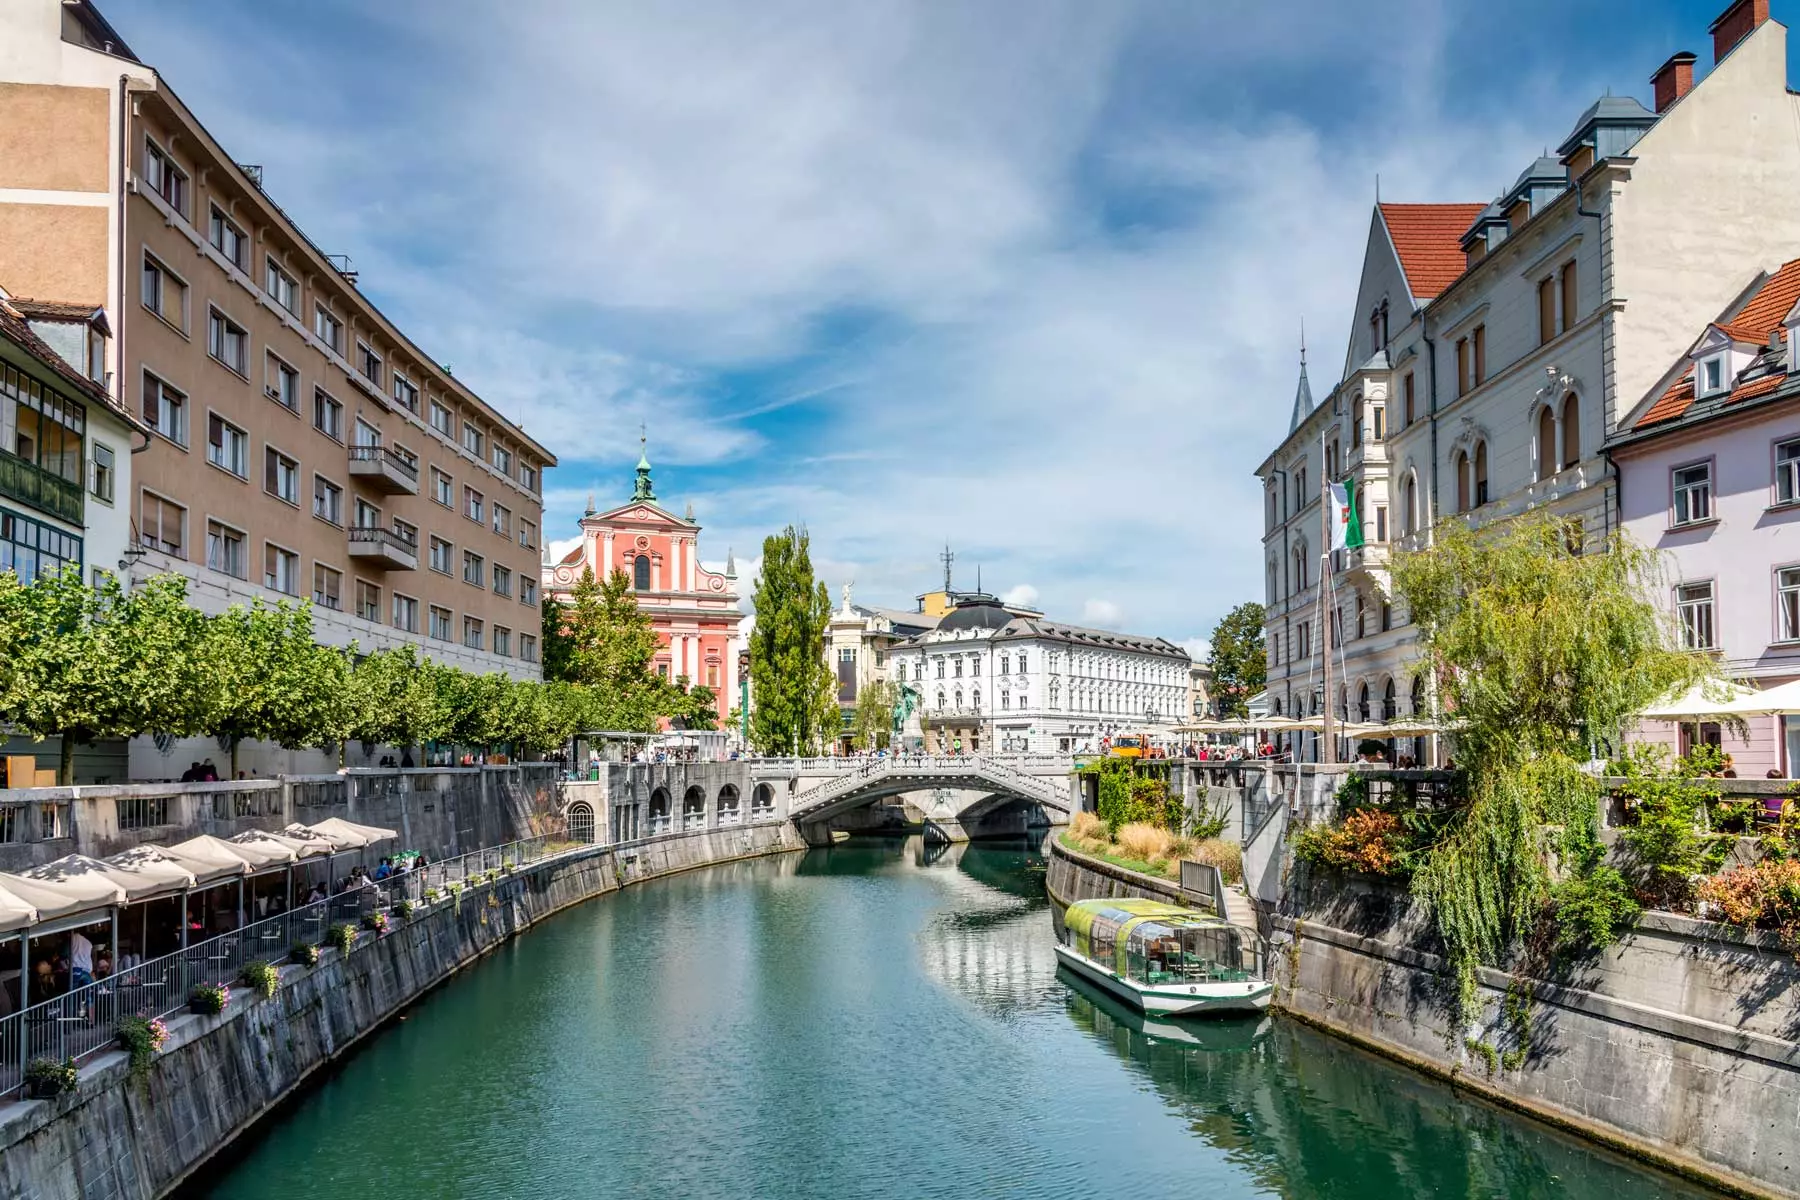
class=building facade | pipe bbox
[826,583,939,750]
[1257,0,1800,762]
[1612,257,1800,774]
[886,595,1190,755]
[542,452,741,727]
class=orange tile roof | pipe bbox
[1379,203,1488,301]
[1634,258,1800,430]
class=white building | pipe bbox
[1258,0,1800,763]
[825,583,940,750]
[886,595,1190,755]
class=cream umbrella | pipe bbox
[11,855,133,907]
[0,880,38,933]
[285,821,366,851]
[162,836,254,886]
[305,817,399,847]
[97,846,199,901]
[1639,680,1761,719]
[0,872,115,923]
[230,829,331,860]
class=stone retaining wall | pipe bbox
[0,821,804,1200]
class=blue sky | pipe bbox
[101,0,1798,655]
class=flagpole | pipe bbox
[1320,431,1335,766]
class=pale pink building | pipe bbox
[543,451,741,726]
[1612,257,1800,774]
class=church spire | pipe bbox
[1288,326,1315,433]
[632,425,655,502]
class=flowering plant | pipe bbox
[327,922,358,953]
[362,911,390,933]
[241,960,280,999]
[24,1056,78,1098]
[118,1015,169,1082]
[396,899,416,922]
[189,983,230,1015]
[290,942,321,967]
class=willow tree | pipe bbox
[1391,515,1704,1021]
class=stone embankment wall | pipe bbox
[0,820,804,1200]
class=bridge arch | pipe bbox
[567,800,596,844]
[649,787,671,835]
[752,783,776,817]
[683,785,707,830]
[718,784,740,826]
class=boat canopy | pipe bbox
[1062,898,1248,985]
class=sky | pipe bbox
[98,0,1795,659]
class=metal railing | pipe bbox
[0,832,570,1097]
[347,442,421,482]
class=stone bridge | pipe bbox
[775,754,1076,844]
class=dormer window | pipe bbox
[1698,353,1728,397]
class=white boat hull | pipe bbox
[1053,943,1272,1016]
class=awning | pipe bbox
[162,836,254,886]
[201,832,295,871]
[0,858,127,918]
[303,817,399,849]
[98,846,199,901]
[0,881,38,933]
[230,829,331,861]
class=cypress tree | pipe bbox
[749,526,838,754]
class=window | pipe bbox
[1402,372,1415,427]
[90,443,114,503]
[462,421,483,457]
[356,580,381,623]
[429,400,453,436]
[264,447,299,504]
[519,633,539,663]
[207,308,248,375]
[139,490,186,557]
[313,388,343,440]
[206,520,247,578]
[1404,476,1418,535]
[353,498,380,530]
[463,550,484,585]
[519,519,536,550]
[1375,504,1388,543]
[264,544,299,595]
[494,626,512,656]
[208,205,248,270]
[431,468,452,507]
[141,253,186,328]
[313,564,342,610]
[142,371,187,445]
[312,475,343,525]
[1352,408,1362,448]
[392,593,419,633]
[429,605,452,641]
[519,463,538,492]
[1698,354,1727,397]
[392,373,419,413]
[1538,276,1557,345]
[1473,441,1488,506]
[265,257,298,314]
[493,503,511,537]
[1472,324,1486,386]
[492,444,512,475]
[1456,337,1469,396]
[1776,439,1800,505]
[1673,463,1713,526]
[1780,568,1800,641]
[1677,581,1716,650]
[392,517,418,549]
[430,536,453,574]
[1560,260,1578,334]
[464,486,484,523]
[463,616,484,650]
[522,578,538,605]
[493,564,512,597]
[314,306,344,355]
[206,413,248,477]
[1560,393,1580,470]
[1371,405,1386,441]
[143,139,187,216]
[357,341,382,386]
[265,352,299,411]
[353,418,380,450]
[1537,405,1558,479]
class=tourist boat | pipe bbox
[1053,897,1272,1016]
[1058,965,1272,1051]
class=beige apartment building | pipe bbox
[0,0,555,711]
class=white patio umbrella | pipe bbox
[98,846,199,902]
[305,817,399,847]
[1639,680,1761,719]
[0,881,38,933]
[161,836,254,886]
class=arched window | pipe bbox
[954,689,963,709]
[1537,406,1557,480]
[649,787,671,834]
[717,785,740,826]
[1455,450,1471,512]
[1474,441,1489,506]
[633,554,651,591]
[567,801,595,844]
[751,783,775,815]
[1357,683,1371,721]
[972,688,982,710]
[936,690,946,710]
[1404,475,1418,534]
[1383,678,1397,720]
[1560,393,1580,469]
[683,785,706,830]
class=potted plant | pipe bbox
[189,982,230,1015]
[290,942,321,967]
[396,899,416,922]
[327,922,358,954]
[117,1015,169,1083]
[424,887,441,904]
[23,1056,77,1100]
[241,959,280,999]
[362,910,390,934]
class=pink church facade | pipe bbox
[543,452,741,727]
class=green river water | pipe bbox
[193,837,1717,1199]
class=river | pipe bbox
[194,837,1717,1199]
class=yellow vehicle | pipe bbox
[1108,735,1150,759]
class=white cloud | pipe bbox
[546,536,582,566]
[1001,584,1039,608]
[1181,637,1212,664]
[1082,599,1123,628]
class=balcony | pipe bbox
[347,525,418,570]
[0,453,81,525]
[347,444,419,495]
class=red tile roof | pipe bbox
[1633,257,1800,429]
[1379,203,1487,301]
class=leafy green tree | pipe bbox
[748,527,838,755]
[1391,515,1705,1021]
[0,569,215,783]
[667,676,719,731]
[543,566,666,731]
[850,678,900,751]
[541,593,577,684]
[202,600,352,775]
[347,646,447,757]
[1206,602,1266,719]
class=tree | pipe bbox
[1206,602,1266,719]
[850,678,900,751]
[542,567,666,732]
[202,600,353,775]
[0,569,215,783]
[346,646,447,757]
[748,526,839,754]
[667,677,719,731]
[1390,515,1705,1021]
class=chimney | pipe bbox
[1710,0,1770,64]
[1651,51,1698,112]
